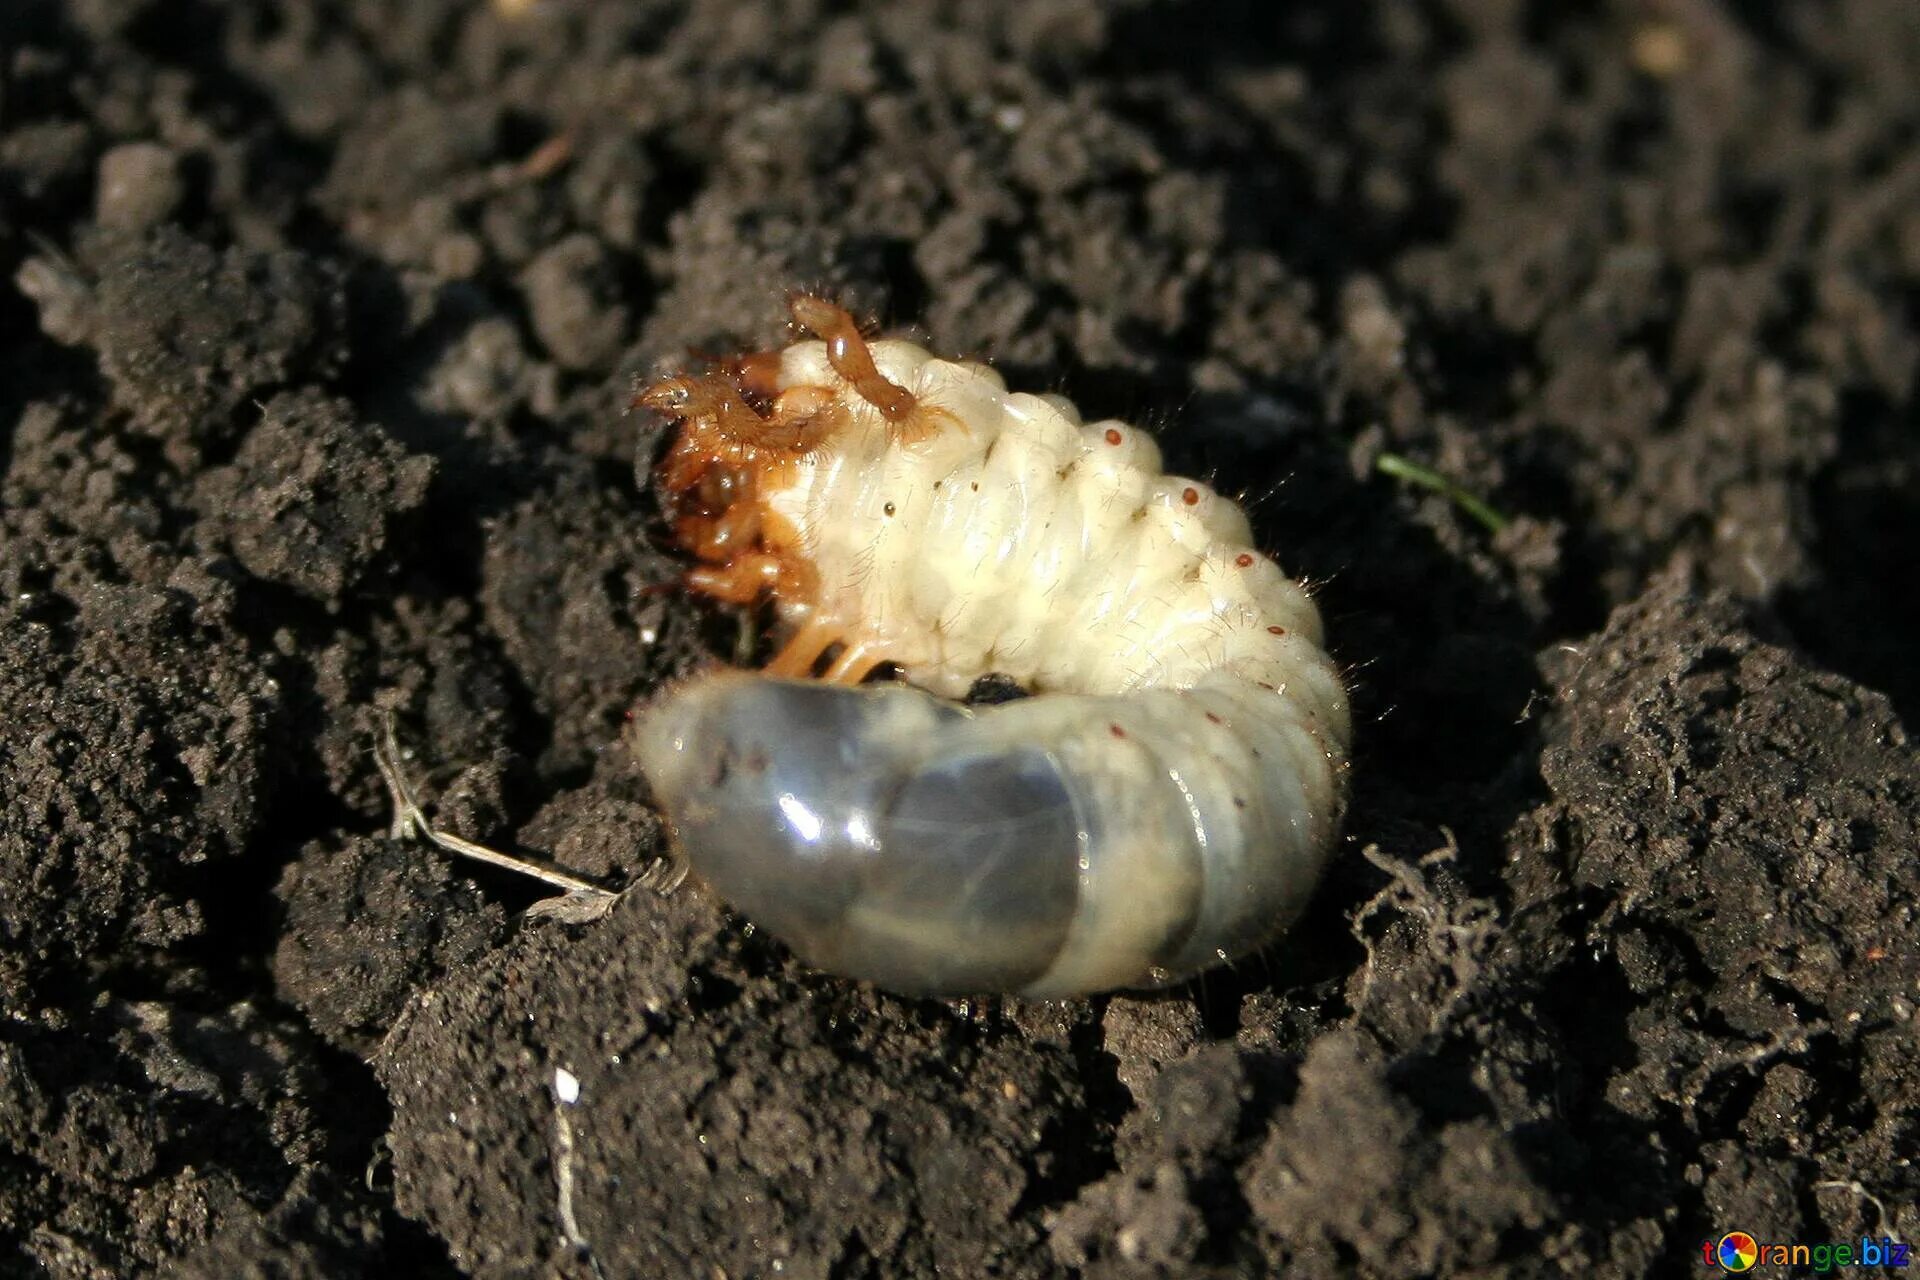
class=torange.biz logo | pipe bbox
[1703,1232,1911,1273]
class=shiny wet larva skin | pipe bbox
[634,296,1350,997]
[635,662,1345,998]
[634,675,1087,995]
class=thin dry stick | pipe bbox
[373,713,620,903]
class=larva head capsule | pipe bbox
[631,672,1092,995]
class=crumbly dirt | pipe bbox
[3,1,1916,1276]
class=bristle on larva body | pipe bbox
[633,297,1350,997]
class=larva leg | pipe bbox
[641,379,759,498]
[682,546,819,607]
[765,621,841,678]
[787,294,911,417]
[684,554,784,605]
[639,374,837,455]
[657,419,724,495]
[787,293,951,445]
[820,641,887,685]
[638,376,760,440]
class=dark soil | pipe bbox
[3,1,1916,1276]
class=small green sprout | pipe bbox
[1375,452,1511,534]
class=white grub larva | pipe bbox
[631,295,1351,997]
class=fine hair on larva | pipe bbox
[631,294,1351,997]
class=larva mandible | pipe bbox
[631,295,1351,997]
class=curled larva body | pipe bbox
[634,299,1350,997]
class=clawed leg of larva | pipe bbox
[684,554,785,605]
[787,293,954,446]
[640,377,764,493]
[765,621,841,678]
[640,371,839,458]
[788,294,909,415]
[820,641,887,685]
[657,419,724,494]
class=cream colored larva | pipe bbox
[631,296,1350,997]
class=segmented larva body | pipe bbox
[633,298,1350,997]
